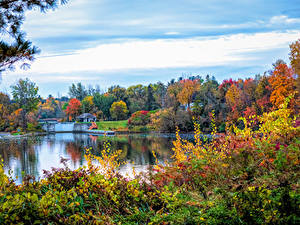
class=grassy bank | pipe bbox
[96,120,128,131]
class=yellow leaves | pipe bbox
[84,140,125,178]
[177,79,200,107]
[172,112,226,165]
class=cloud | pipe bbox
[269,15,300,24]
[6,30,299,77]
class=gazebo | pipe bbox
[76,113,96,123]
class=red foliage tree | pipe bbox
[65,98,82,121]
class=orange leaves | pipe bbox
[269,63,296,109]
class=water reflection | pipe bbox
[0,133,175,184]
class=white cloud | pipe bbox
[2,29,300,87]
[18,31,300,70]
[270,15,300,24]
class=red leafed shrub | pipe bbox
[128,110,150,126]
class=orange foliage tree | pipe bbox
[269,63,295,109]
[225,84,245,121]
[65,98,82,121]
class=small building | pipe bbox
[76,113,96,123]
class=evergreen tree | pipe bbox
[146,85,158,111]
[0,0,67,75]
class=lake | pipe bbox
[0,133,183,184]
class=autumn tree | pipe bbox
[225,83,245,121]
[289,39,300,111]
[289,39,300,76]
[65,98,82,121]
[166,82,182,112]
[0,0,67,74]
[177,79,200,110]
[11,78,39,130]
[255,74,272,114]
[110,100,128,120]
[82,96,95,113]
[269,63,295,109]
[38,96,61,118]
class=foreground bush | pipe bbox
[0,99,299,224]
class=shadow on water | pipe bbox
[0,133,181,184]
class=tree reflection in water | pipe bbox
[0,133,176,183]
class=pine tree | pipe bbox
[0,0,67,75]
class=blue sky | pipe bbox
[1,0,300,97]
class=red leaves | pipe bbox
[65,98,81,119]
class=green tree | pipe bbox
[146,85,158,111]
[68,83,88,101]
[151,82,166,108]
[110,100,128,120]
[11,78,39,130]
[0,0,67,74]
[107,85,127,102]
[93,93,115,120]
[126,85,147,113]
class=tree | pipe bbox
[289,39,300,76]
[65,98,82,121]
[11,78,39,129]
[93,93,115,120]
[146,85,158,111]
[193,75,222,128]
[269,63,295,109]
[0,92,11,130]
[68,83,88,101]
[254,74,272,114]
[81,96,95,113]
[177,79,200,110]
[126,84,147,113]
[225,84,245,121]
[110,100,128,120]
[151,82,166,108]
[289,39,300,110]
[107,85,127,102]
[166,82,182,112]
[0,0,67,74]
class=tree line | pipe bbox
[0,38,299,133]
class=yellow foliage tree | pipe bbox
[177,79,200,110]
[110,100,128,120]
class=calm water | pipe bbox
[0,133,180,184]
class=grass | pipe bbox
[96,120,128,131]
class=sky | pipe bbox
[1,0,300,97]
